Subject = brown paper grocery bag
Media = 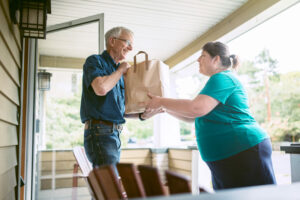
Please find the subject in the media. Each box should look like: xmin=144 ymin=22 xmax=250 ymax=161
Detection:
xmin=124 ymin=51 xmax=170 ymax=114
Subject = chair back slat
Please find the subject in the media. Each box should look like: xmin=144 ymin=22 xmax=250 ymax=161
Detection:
xmin=88 ymin=170 xmax=105 ymax=200
xmin=138 ymin=165 xmax=166 ymax=197
xmin=117 ymin=163 xmax=146 ymax=198
xmin=165 ymin=170 xmax=191 ymax=195
xmin=73 ymin=146 xmax=92 ymax=176
xmin=73 ymin=146 xmax=96 ymax=199
xmin=91 ymin=165 xmax=126 ymax=200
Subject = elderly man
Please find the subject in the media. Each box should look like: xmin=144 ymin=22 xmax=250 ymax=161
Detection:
xmin=80 ymin=26 xmax=159 ymax=168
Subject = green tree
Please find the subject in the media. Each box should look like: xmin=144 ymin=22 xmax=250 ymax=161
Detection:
xmin=264 ymin=72 xmax=300 ymax=142
xmin=180 ymin=121 xmax=191 ymax=135
xmin=46 ymin=88 xmax=155 ymax=149
xmin=46 ymin=90 xmax=83 ymax=149
xmin=237 ymin=58 xmax=266 ymax=123
xmin=256 ymin=49 xmax=279 ymax=122
xmin=256 ymin=49 xmax=279 ymax=77
xmin=125 ymin=118 xmax=153 ymax=139
xmin=237 ymin=49 xmax=300 ymax=142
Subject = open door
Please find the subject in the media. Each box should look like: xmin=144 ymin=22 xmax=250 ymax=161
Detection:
xmin=23 ymin=13 xmax=104 ymax=200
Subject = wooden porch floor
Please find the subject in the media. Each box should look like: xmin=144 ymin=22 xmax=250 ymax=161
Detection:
xmin=37 ymin=187 xmax=91 ymax=200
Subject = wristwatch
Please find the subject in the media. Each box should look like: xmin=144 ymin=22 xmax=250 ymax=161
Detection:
xmin=139 ymin=113 xmax=145 ymax=121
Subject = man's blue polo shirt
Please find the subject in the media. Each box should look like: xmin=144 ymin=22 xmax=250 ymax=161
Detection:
xmin=80 ymin=50 xmax=125 ymax=124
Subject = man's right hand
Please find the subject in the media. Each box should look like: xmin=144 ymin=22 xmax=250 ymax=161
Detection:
xmin=119 ymin=62 xmax=131 ymax=74
xmin=92 ymin=62 xmax=131 ymax=96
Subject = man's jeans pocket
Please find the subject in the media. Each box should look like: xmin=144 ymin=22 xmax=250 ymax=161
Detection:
xmin=83 ymin=123 xmax=121 ymax=167
xmin=83 ymin=129 xmax=95 ymax=163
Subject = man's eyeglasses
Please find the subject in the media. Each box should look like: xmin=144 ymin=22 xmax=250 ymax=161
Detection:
xmin=114 ymin=37 xmax=132 ymax=47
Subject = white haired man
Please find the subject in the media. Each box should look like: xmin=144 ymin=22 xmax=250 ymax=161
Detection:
xmin=80 ymin=27 xmax=160 ymax=168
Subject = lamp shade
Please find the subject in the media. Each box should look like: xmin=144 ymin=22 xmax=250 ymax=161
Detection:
xmin=20 ymin=0 xmax=51 ymax=39
xmin=38 ymin=71 xmax=52 ymax=91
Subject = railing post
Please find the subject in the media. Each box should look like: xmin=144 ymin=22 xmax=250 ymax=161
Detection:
xmin=151 ymin=148 xmax=169 ymax=183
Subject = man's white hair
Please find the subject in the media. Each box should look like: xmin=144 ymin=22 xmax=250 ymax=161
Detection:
xmin=105 ymin=26 xmax=134 ymax=49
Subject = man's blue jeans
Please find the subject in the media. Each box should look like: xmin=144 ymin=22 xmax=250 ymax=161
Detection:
xmin=83 ymin=122 xmax=122 ymax=168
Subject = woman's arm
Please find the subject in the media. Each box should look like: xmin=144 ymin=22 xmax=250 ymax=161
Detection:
xmin=146 ymin=93 xmax=219 ymax=118
xmin=166 ymin=110 xmax=195 ymax=123
xmin=124 ymin=108 xmax=164 ymax=120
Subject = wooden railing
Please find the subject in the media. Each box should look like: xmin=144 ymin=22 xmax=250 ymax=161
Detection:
xmin=38 ymin=147 xmax=196 ymax=190
xmin=168 ymin=148 xmax=192 ymax=177
xmin=39 ymin=150 xmax=85 ymax=190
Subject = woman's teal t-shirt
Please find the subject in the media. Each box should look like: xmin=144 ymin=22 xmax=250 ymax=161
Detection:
xmin=195 ymin=70 xmax=268 ymax=162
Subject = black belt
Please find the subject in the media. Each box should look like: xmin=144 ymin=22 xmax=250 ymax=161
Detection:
xmin=84 ymin=119 xmax=122 ymax=130
xmin=88 ymin=119 xmax=113 ymax=126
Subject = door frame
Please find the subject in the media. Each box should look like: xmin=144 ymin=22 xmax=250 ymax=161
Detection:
xmin=47 ymin=13 xmax=105 ymax=53
xmin=20 ymin=13 xmax=105 ymax=200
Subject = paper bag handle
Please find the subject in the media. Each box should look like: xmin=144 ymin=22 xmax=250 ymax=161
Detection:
xmin=133 ymin=51 xmax=149 ymax=72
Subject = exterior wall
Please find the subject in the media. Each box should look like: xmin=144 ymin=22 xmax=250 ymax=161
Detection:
xmin=0 ymin=0 xmax=21 ymax=199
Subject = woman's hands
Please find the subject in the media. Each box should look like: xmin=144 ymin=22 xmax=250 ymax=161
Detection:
xmin=141 ymin=93 xmax=164 ymax=119
xmin=146 ymin=93 xmax=163 ymax=110
xmin=141 ymin=107 xmax=165 ymax=120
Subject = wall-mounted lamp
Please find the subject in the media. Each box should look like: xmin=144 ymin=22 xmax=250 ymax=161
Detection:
xmin=9 ymin=0 xmax=51 ymax=39
xmin=38 ymin=70 xmax=52 ymax=91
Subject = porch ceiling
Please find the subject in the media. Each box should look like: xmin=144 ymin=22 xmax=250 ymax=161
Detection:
xmin=38 ymin=0 xmax=296 ymax=69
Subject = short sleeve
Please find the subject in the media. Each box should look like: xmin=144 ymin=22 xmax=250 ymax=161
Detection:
xmin=83 ymin=55 xmax=106 ymax=87
xmin=200 ymin=73 xmax=236 ymax=104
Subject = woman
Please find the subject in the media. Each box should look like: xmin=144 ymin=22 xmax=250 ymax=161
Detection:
xmin=146 ymin=41 xmax=276 ymax=190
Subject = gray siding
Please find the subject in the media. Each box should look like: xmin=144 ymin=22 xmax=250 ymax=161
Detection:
xmin=0 ymin=0 xmax=21 ymax=199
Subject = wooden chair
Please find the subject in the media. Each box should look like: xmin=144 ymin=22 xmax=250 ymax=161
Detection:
xmin=89 ymin=165 xmax=126 ymax=200
xmin=138 ymin=165 xmax=167 ymax=197
xmin=73 ymin=146 xmax=93 ymax=177
xmin=117 ymin=163 xmax=146 ymax=198
xmin=165 ymin=170 xmax=192 ymax=195
xmin=88 ymin=169 xmax=105 ymax=200
xmin=73 ymin=147 xmax=95 ymax=199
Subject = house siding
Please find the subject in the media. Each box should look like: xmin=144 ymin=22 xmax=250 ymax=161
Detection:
xmin=0 ymin=0 xmax=21 ymax=199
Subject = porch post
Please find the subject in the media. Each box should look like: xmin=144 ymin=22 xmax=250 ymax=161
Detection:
xmin=153 ymin=71 xmax=180 ymax=148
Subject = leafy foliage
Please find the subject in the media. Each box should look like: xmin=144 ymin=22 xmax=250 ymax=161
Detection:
xmin=45 ymin=89 xmax=154 ymax=149
xmin=180 ymin=121 xmax=192 ymax=135
xmin=237 ymin=49 xmax=300 ymax=142
xmin=45 ymin=90 xmax=83 ymax=149
xmin=121 ymin=118 xmax=154 ymax=148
